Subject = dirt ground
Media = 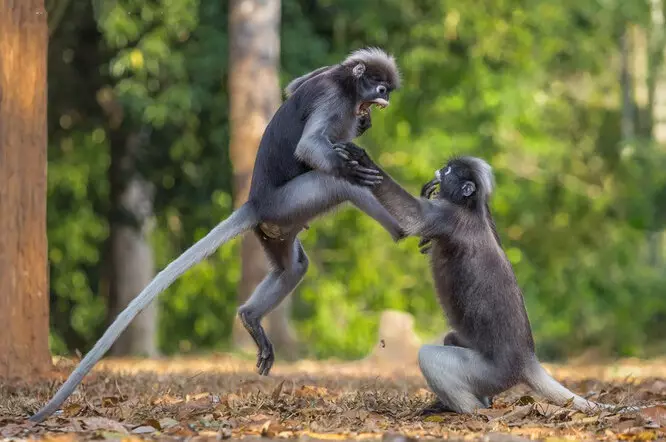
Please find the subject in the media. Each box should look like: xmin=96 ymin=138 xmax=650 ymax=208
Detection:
xmin=1 ymin=354 xmax=665 ymax=441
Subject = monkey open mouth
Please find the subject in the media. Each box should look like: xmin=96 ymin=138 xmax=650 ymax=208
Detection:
xmin=356 ymin=98 xmax=389 ymax=116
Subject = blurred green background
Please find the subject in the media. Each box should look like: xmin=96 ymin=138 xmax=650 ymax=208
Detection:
xmin=47 ymin=0 xmax=666 ymax=363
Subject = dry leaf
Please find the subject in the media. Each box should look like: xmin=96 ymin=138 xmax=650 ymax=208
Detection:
xmin=492 ymin=405 xmax=533 ymax=423
xmin=639 ymin=406 xmax=666 ymax=427
xmin=101 ymin=396 xmax=120 ymax=407
xmin=295 ymin=385 xmax=328 ymax=398
xmin=75 ymin=417 xmax=128 ymax=433
xmin=62 ymin=403 xmax=83 ymax=417
xmin=272 ymin=379 xmax=285 ymax=401
xmin=142 ymin=418 xmax=162 ymax=431
xmin=131 ymin=425 xmax=156 ymax=434
xmin=423 ymin=415 xmax=446 ymax=423
xmin=158 ymin=417 xmax=179 ymax=429
xmin=515 ymin=395 xmax=535 ymax=406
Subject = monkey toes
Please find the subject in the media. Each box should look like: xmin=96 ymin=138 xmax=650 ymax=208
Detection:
xmin=257 ymin=340 xmax=275 ymax=376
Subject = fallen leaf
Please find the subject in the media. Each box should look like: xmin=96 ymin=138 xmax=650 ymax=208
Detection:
xmin=261 ymin=420 xmax=285 ymax=437
xmin=477 ymin=408 xmax=510 ymax=420
xmin=295 ymin=385 xmax=328 ymax=398
xmin=158 ymin=417 xmax=179 ymax=429
xmin=142 ymin=418 xmax=161 ymax=431
xmin=492 ymin=405 xmax=532 ymax=423
xmin=618 ymin=430 xmax=658 ymax=441
xmin=272 ymin=379 xmax=285 ymax=401
xmin=515 ymin=395 xmax=535 ymax=406
xmin=423 ymin=415 xmax=446 ymax=423
xmin=639 ymin=406 xmax=666 ymax=427
xmin=131 ymin=425 xmax=156 ymax=434
xmin=100 ymin=431 xmax=130 ymax=440
xmin=101 ymin=396 xmax=120 ymax=407
xmin=76 ymin=417 xmax=128 ymax=433
xmin=62 ymin=403 xmax=83 ymax=417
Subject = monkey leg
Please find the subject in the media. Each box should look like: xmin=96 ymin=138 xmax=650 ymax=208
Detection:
xmin=238 ymin=235 xmax=309 ymax=376
xmin=439 ymin=331 xmax=494 ymax=408
xmin=259 ymin=171 xmax=404 ymax=241
xmin=418 ymin=344 xmax=503 ymax=414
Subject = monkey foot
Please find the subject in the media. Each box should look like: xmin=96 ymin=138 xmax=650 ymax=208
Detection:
xmin=256 ymin=341 xmax=275 ymax=376
xmin=238 ymin=310 xmax=275 ymax=376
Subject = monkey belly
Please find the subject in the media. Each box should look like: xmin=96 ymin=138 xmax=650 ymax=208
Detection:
xmin=258 ymin=222 xmax=309 ymax=241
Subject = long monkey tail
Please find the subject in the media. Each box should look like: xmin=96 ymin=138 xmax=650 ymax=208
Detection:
xmin=523 ymin=359 xmax=639 ymax=413
xmin=30 ymin=203 xmax=259 ymax=423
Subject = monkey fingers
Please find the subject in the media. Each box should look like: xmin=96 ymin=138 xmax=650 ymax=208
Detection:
xmin=239 ymin=311 xmax=276 ymax=375
xmin=421 ymin=178 xmax=439 ymax=199
xmin=418 ymin=237 xmax=432 ymax=255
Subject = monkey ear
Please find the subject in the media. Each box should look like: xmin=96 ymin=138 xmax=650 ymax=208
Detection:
xmin=462 ymin=181 xmax=476 ymax=197
xmin=352 ymin=63 xmax=366 ymax=78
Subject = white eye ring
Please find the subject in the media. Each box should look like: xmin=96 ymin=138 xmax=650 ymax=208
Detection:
xmin=444 ymin=166 xmax=452 ymax=175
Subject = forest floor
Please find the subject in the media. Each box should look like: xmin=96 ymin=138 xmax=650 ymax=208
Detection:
xmin=1 ymin=354 xmax=665 ymax=441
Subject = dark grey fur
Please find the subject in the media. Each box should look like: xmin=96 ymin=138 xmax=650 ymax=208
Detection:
xmin=30 ymin=48 xmax=402 ymax=423
xmin=335 ymin=143 xmax=639 ymax=415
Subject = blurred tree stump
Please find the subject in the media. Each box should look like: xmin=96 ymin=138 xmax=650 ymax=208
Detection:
xmin=0 ymin=0 xmax=52 ymax=380
xmin=365 ymin=310 xmax=422 ymax=369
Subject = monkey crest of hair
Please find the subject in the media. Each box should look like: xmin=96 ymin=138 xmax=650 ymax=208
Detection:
xmin=453 ymin=156 xmax=494 ymax=197
xmin=343 ymin=47 xmax=402 ymax=89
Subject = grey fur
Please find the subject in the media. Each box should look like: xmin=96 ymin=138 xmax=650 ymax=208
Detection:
xmin=284 ymin=65 xmax=332 ymax=97
xmin=335 ymin=144 xmax=640 ymax=415
xmin=342 ymin=47 xmax=401 ymax=89
xmin=30 ymin=48 xmax=403 ymax=423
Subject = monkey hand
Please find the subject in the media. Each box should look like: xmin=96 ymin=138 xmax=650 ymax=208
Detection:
xmin=418 ymin=237 xmax=433 ymax=255
xmin=334 ymin=142 xmax=376 ymax=167
xmin=421 ymin=178 xmax=439 ymax=199
xmin=332 ymin=143 xmax=382 ymax=187
xmin=355 ymin=112 xmax=372 ymax=137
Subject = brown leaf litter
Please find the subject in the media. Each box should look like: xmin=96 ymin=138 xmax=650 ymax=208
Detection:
xmin=0 ymin=355 xmax=664 ymax=441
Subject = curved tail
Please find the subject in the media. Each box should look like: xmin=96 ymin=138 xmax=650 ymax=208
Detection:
xmin=524 ymin=359 xmax=639 ymax=413
xmin=30 ymin=203 xmax=258 ymax=423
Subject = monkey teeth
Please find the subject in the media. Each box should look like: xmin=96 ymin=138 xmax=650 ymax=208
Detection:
xmin=356 ymin=100 xmax=389 ymax=116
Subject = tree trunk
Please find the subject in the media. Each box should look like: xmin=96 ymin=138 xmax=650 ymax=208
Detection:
xmin=649 ymin=0 xmax=666 ymax=266
xmin=0 ymin=0 xmax=52 ymax=380
xmin=106 ymin=129 xmax=158 ymax=357
xmin=228 ymin=0 xmax=298 ymax=359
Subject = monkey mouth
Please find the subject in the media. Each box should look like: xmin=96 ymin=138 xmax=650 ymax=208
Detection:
xmin=356 ymin=98 xmax=389 ymax=116
xmin=421 ymin=177 xmax=441 ymax=199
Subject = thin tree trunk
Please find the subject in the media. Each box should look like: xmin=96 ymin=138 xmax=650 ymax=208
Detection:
xmin=649 ymin=0 xmax=666 ymax=266
xmin=621 ymin=27 xmax=635 ymax=143
xmin=0 ymin=0 xmax=52 ymax=380
xmin=106 ymin=129 xmax=158 ymax=357
xmin=228 ymin=0 xmax=298 ymax=359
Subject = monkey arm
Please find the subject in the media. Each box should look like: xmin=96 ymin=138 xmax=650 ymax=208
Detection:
xmin=295 ymin=112 xmax=382 ymax=187
xmin=335 ymin=143 xmax=459 ymax=237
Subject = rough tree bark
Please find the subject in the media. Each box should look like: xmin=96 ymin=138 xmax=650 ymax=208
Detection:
xmin=0 ymin=0 xmax=52 ymax=379
xmin=228 ymin=0 xmax=298 ymax=358
xmin=105 ymin=128 xmax=158 ymax=357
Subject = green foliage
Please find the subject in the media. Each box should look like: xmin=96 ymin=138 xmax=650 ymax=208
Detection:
xmin=47 ymin=0 xmax=666 ymax=362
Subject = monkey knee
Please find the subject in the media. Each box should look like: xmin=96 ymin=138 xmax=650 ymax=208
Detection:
xmin=418 ymin=345 xmax=446 ymax=383
xmin=238 ymin=304 xmax=259 ymax=322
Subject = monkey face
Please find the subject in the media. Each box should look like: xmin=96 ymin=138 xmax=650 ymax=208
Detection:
xmin=422 ymin=161 xmax=479 ymax=206
xmin=355 ymin=74 xmax=393 ymax=117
